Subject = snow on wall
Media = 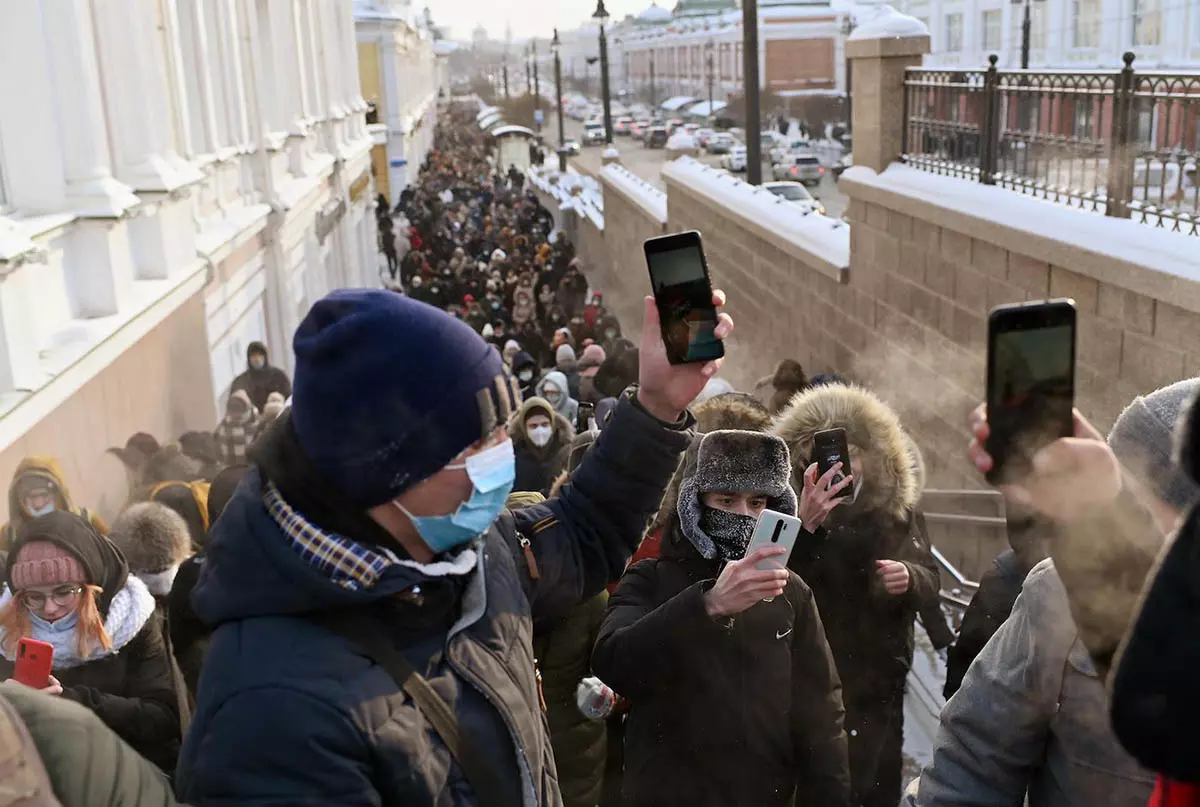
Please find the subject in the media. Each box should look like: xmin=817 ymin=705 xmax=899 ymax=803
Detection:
xmin=841 ymin=164 xmax=1200 ymax=309
xmin=662 ymin=157 xmax=850 ymax=278
xmin=600 ymin=164 xmax=669 ymax=224
xmin=848 ymin=5 xmax=929 ymax=39
xmin=528 ymin=164 xmax=605 ymax=230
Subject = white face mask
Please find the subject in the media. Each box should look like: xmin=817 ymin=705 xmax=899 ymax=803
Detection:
xmin=528 ymin=425 xmax=553 ymax=448
xmin=518 ymin=370 xmax=534 ymax=382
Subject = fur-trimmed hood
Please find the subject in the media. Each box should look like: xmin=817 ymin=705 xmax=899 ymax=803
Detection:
xmin=647 ymin=393 xmax=773 ymax=536
xmin=509 ymin=396 xmax=574 ymax=459
xmin=109 ymin=502 xmax=193 ymax=584
xmin=773 ymin=383 xmax=919 ymax=521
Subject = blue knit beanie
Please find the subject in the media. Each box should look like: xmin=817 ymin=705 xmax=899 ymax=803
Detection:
xmin=291 ymin=289 xmax=521 ymax=508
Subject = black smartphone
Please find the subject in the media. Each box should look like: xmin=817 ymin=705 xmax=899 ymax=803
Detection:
xmin=985 ymin=299 xmax=1077 ymax=485
xmin=643 ymin=231 xmax=725 ymax=365
xmin=813 ymin=428 xmax=853 ymax=498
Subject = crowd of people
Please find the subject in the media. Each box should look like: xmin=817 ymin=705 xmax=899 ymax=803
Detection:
xmin=0 ymin=101 xmax=1192 ymax=807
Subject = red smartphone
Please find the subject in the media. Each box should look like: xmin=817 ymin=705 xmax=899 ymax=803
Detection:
xmin=13 ymin=638 xmax=53 ymax=689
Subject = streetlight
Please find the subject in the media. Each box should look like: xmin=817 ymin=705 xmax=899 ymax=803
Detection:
xmin=705 ymin=38 xmax=715 ymax=124
xmin=649 ymin=49 xmax=656 ymax=109
xmin=532 ymin=40 xmax=541 ymax=130
xmin=742 ymin=0 xmax=762 ymax=184
xmin=1012 ymin=0 xmax=1045 ymax=69
xmin=503 ymin=61 xmax=509 ymax=99
xmin=593 ymin=0 xmax=613 ymax=145
xmin=552 ymin=28 xmax=567 ymax=170
xmin=841 ymin=15 xmax=855 ymax=135
xmin=525 ymin=44 xmax=532 ymax=95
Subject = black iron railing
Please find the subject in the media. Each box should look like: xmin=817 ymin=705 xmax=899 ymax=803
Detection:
xmin=902 ymin=54 xmax=1200 ymax=237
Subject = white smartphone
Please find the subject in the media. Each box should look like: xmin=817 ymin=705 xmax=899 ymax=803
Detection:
xmin=745 ymin=509 xmax=804 ymax=571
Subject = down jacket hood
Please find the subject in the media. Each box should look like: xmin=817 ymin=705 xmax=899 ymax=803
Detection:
xmin=7 ymin=457 xmax=79 ymax=524
xmin=773 ymin=383 xmax=919 ymax=521
xmin=509 ymin=397 xmax=575 ymax=459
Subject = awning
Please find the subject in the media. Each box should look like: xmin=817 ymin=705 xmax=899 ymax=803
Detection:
xmin=660 ymin=95 xmax=696 ymax=112
xmin=685 ymin=100 xmax=727 ymax=116
xmin=475 ymin=106 xmax=499 ymax=123
xmin=478 ymin=112 xmax=504 ymax=130
xmin=490 ymin=125 xmax=536 ymax=138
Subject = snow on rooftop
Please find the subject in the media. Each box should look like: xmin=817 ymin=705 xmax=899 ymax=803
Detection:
xmin=663 ymin=157 xmax=850 ymax=278
xmin=848 ymin=5 xmax=929 ymax=39
xmin=600 ymin=164 xmax=668 ymax=223
xmin=842 ymin=163 xmax=1200 ymax=309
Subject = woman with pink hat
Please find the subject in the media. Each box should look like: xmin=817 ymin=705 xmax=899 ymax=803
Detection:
xmin=0 ymin=510 xmax=181 ymax=773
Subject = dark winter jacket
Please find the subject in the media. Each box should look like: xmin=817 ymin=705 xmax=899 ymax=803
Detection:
xmin=175 ymin=393 xmax=691 ymax=806
xmin=513 ymin=352 xmax=540 ymax=401
xmin=593 ymin=523 xmax=851 ymax=807
xmin=944 ymin=548 xmax=1033 ymax=699
xmin=511 ymin=398 xmax=575 ymax=496
xmin=229 ymin=342 xmax=292 ymax=412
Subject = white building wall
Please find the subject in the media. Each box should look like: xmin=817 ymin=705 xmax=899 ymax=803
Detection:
xmin=897 ymin=0 xmax=1200 ymax=68
xmin=0 ymin=0 xmax=376 ymax=445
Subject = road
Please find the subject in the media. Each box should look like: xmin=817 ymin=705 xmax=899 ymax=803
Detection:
xmin=548 ymin=115 xmax=849 ymax=220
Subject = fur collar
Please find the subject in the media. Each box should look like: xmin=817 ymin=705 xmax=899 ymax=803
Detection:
xmin=773 ymin=383 xmax=919 ymax=521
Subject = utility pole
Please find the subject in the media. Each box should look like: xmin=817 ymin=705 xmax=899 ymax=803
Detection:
xmin=743 ymin=0 xmax=762 ymax=184
xmin=649 ymin=51 xmax=656 ymax=108
xmin=532 ymin=40 xmax=541 ymax=129
xmin=525 ymin=44 xmax=532 ymax=95
xmin=706 ymin=38 xmax=715 ymax=122
xmin=595 ymin=0 xmax=613 ymax=144
xmin=553 ymin=29 xmax=567 ymax=170
xmin=503 ymin=63 xmax=509 ymax=99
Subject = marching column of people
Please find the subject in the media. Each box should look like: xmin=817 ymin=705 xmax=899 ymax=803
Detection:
xmin=0 ymin=100 xmax=1195 ymax=807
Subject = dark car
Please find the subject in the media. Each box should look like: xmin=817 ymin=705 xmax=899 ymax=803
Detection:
xmin=646 ymin=127 xmax=669 ymax=149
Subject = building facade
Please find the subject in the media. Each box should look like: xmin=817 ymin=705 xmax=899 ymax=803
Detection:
xmin=356 ymin=0 xmax=441 ymax=204
xmin=895 ymin=0 xmax=1200 ymax=69
xmin=0 ymin=0 xmax=375 ymax=519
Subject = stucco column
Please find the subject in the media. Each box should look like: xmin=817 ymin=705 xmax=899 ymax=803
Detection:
xmin=90 ymin=0 xmax=201 ymax=192
xmin=847 ymin=12 xmax=930 ymax=173
xmin=40 ymin=0 xmax=140 ymax=217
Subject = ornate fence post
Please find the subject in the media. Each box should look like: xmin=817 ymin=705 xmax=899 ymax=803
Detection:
xmin=979 ymin=54 xmax=1000 ymax=185
xmin=1106 ymin=52 xmax=1136 ymax=219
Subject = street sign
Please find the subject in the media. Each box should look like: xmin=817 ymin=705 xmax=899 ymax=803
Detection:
xmin=534 ymin=110 xmax=544 ymax=125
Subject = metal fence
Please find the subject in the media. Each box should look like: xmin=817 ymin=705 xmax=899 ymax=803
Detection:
xmin=902 ymin=53 xmax=1200 ymax=237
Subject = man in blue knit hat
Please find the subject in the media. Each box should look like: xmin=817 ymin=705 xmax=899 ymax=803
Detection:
xmin=176 ymin=288 xmax=733 ymax=806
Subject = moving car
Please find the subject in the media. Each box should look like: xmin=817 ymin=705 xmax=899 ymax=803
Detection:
xmin=720 ymin=145 xmax=747 ymax=172
xmin=769 ymin=138 xmax=813 ymax=166
xmin=645 ymin=126 xmax=669 ymax=149
xmin=832 ymin=152 xmax=853 ymax=180
xmin=762 ymin=181 xmax=826 ymax=216
xmin=583 ymin=122 xmax=607 ymax=146
xmin=562 ymin=139 xmax=582 ymax=156
xmin=706 ymin=132 xmax=736 ymax=154
xmin=772 ymin=154 xmax=824 ymax=186
xmin=614 ymin=116 xmax=634 ymax=136
xmin=630 ymin=120 xmax=649 ymax=141
xmin=694 ymin=128 xmax=715 ymax=149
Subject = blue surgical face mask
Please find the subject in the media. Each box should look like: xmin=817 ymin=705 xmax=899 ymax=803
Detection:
xmin=29 ymin=502 xmax=55 ymax=518
xmin=395 ymin=440 xmax=515 ymax=554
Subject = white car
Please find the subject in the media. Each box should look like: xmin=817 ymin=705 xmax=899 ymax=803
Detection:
xmin=706 ymin=132 xmax=736 ymax=154
xmin=769 ymin=137 xmax=812 ymax=166
xmin=762 ymin=181 xmax=826 ymax=216
xmin=582 ymin=122 xmax=607 ymax=146
xmin=720 ymin=145 xmax=747 ymax=172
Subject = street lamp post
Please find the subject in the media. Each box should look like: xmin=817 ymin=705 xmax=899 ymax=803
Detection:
xmin=553 ymin=29 xmax=567 ymax=170
xmin=649 ymin=51 xmax=656 ymax=109
xmin=841 ymin=15 xmax=855 ymax=135
xmin=525 ymin=45 xmax=532 ymax=95
xmin=532 ymin=40 xmax=541 ymax=130
xmin=705 ymin=38 xmax=715 ymax=123
xmin=594 ymin=0 xmax=614 ymax=145
xmin=742 ymin=0 xmax=762 ymax=184
xmin=503 ymin=62 xmax=509 ymax=99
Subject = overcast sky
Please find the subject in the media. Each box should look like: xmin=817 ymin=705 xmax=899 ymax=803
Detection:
xmin=429 ymin=0 xmax=655 ymax=39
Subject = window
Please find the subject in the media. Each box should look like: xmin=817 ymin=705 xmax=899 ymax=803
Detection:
xmin=982 ymin=10 xmax=1002 ymax=51
xmin=945 ymin=13 xmax=964 ymax=52
xmin=1072 ymin=0 xmax=1101 ymax=48
xmin=1010 ymin=2 xmax=1047 ymax=57
xmin=1133 ymin=0 xmax=1162 ymax=47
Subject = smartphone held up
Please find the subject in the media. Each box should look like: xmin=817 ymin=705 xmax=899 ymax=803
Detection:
xmin=985 ymin=299 xmax=1077 ymax=485
xmin=643 ymin=231 xmax=725 ymax=365
xmin=13 ymin=637 xmax=53 ymax=690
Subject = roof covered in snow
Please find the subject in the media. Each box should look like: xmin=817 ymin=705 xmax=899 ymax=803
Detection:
xmin=660 ymin=95 xmax=697 ymax=111
xmin=686 ymin=100 xmax=728 ymax=116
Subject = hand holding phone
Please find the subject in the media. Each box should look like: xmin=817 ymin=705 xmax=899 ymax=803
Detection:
xmin=799 ymin=462 xmax=852 ymax=532
xmin=13 ymin=638 xmax=54 ymax=691
xmin=703 ymin=546 xmax=789 ymax=619
xmin=813 ymin=429 xmax=853 ymax=499
xmin=745 ymin=509 xmax=805 ymax=571
xmin=644 ymin=231 xmax=725 ymax=365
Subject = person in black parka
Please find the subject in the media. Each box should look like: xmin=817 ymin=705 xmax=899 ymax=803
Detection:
xmin=0 ymin=511 xmax=181 ymax=775
xmin=229 ymin=341 xmax=291 ymax=413
xmin=593 ymin=429 xmax=851 ymax=807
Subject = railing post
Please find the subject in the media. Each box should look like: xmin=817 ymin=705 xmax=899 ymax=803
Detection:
xmin=979 ymin=54 xmax=999 ymax=185
xmin=1106 ymin=52 xmax=1136 ymax=218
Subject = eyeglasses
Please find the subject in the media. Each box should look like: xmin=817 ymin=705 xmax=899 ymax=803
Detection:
xmin=19 ymin=585 xmax=84 ymax=609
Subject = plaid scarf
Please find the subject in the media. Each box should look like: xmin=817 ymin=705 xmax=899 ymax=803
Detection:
xmin=263 ymin=480 xmax=401 ymax=592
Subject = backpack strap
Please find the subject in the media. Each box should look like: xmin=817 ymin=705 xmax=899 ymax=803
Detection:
xmin=312 ymin=610 xmax=515 ymax=807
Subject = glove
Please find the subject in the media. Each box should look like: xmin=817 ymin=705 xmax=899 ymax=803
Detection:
xmin=576 ymin=676 xmax=616 ymax=721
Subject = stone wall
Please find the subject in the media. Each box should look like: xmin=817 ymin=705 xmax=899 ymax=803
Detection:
xmin=595 ymin=166 xmax=669 ymax=342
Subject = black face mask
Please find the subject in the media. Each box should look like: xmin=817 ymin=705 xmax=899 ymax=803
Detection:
xmin=698 ymin=508 xmax=757 ymax=561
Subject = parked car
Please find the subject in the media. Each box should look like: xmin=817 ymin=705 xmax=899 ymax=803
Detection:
xmin=614 ymin=116 xmax=634 ymax=135
xmin=666 ymin=118 xmax=685 ymax=134
xmin=762 ymin=181 xmax=826 ymax=216
xmin=772 ymin=154 xmax=824 ymax=186
xmin=720 ymin=145 xmax=748 ymax=172
xmin=646 ymin=126 xmax=669 ymax=149
xmin=683 ymin=123 xmax=700 ymax=134
xmin=562 ymin=139 xmax=582 ymax=156
xmin=769 ymin=138 xmax=812 ymax=166
xmin=630 ymin=120 xmax=648 ymax=141
xmin=694 ymin=128 xmax=716 ymax=149
xmin=706 ymin=132 xmax=736 ymax=154
xmin=583 ymin=123 xmax=607 ymax=146
xmin=832 ymin=152 xmax=853 ymax=180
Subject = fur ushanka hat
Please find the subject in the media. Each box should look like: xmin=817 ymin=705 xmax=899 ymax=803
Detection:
xmin=677 ymin=430 xmax=798 ymax=560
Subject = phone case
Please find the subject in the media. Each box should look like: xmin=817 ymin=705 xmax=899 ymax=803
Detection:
xmin=746 ymin=509 xmax=804 ymax=572
xmin=813 ymin=428 xmax=852 ymax=498
xmin=13 ymin=638 xmax=53 ymax=690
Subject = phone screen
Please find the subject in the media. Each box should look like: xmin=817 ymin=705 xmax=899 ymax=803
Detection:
xmin=645 ymin=233 xmax=723 ymax=364
xmin=987 ymin=315 xmax=1075 ymax=483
